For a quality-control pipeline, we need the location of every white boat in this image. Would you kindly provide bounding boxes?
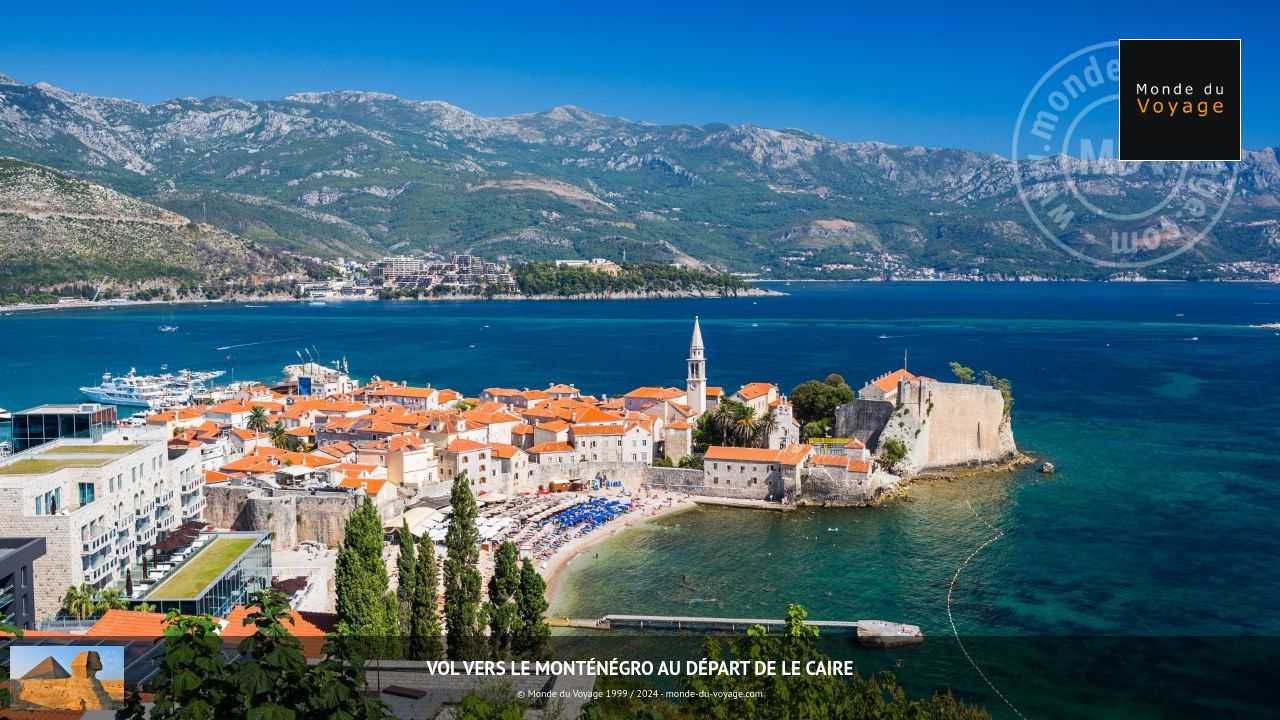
[80,368,225,409]
[0,407,10,422]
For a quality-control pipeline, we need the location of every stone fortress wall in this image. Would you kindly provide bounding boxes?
[835,378,1017,478]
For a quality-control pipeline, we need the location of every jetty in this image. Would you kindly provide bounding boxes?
[547,614,923,647]
[687,496,793,512]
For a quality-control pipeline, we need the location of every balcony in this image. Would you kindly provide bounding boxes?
[181,475,202,493]
[137,525,157,546]
[0,584,13,607]
[81,527,116,554]
[181,496,206,518]
[135,499,156,517]
[158,489,175,505]
[83,557,112,584]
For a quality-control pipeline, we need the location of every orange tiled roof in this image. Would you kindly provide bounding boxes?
[84,608,170,640]
[205,469,233,484]
[546,383,579,394]
[625,386,684,400]
[571,423,626,436]
[704,446,782,463]
[871,369,917,393]
[146,406,206,422]
[527,441,575,454]
[445,438,489,453]
[735,382,775,401]
[848,459,871,473]
[778,444,813,466]
[809,454,851,467]
[337,477,388,495]
[666,421,694,430]
[489,443,525,459]
[844,438,866,449]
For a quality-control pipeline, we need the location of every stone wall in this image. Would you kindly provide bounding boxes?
[203,484,363,549]
[640,465,764,497]
[836,379,1016,478]
[833,399,896,450]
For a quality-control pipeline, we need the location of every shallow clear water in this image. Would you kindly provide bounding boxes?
[3,282,1278,717]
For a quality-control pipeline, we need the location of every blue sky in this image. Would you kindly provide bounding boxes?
[10,644,124,680]
[1,0,1273,154]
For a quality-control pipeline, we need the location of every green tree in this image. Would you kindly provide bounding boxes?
[335,497,397,656]
[443,471,485,660]
[949,362,976,383]
[879,439,908,473]
[269,422,293,450]
[147,612,234,720]
[512,557,551,660]
[408,533,445,661]
[683,604,989,720]
[62,583,98,620]
[695,398,777,449]
[790,378,854,429]
[677,454,704,470]
[651,455,674,467]
[486,541,522,658]
[97,587,130,612]
[396,519,417,634]
[801,420,828,441]
[246,405,271,433]
[230,589,311,718]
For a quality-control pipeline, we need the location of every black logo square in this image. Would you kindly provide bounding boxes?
[1119,39,1240,161]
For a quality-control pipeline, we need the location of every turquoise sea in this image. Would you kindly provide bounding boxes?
[2,282,1278,718]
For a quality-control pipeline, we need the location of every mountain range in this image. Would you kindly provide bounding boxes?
[2,71,1279,284]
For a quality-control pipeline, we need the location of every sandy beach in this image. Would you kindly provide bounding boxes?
[539,493,696,611]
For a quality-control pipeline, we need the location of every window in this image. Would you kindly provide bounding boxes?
[78,482,96,506]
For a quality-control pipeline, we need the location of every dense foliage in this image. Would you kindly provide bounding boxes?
[124,589,394,720]
[335,497,398,655]
[408,531,445,660]
[790,374,855,438]
[512,262,752,297]
[444,471,486,660]
[486,541,521,657]
[694,398,777,449]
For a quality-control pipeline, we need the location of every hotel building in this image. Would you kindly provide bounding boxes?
[0,428,204,620]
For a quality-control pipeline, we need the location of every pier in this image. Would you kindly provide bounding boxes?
[547,614,923,647]
[687,496,793,512]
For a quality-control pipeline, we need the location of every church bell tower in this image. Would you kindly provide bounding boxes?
[687,316,707,415]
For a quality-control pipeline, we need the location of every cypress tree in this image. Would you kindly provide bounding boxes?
[443,471,484,659]
[513,557,551,660]
[396,518,417,634]
[486,540,521,658]
[408,533,444,660]
[335,497,396,655]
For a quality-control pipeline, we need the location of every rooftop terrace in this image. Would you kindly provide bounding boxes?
[0,441,148,475]
[144,536,259,600]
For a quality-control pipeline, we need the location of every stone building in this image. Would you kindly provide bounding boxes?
[0,430,203,620]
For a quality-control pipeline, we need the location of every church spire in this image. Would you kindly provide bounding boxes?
[687,316,707,415]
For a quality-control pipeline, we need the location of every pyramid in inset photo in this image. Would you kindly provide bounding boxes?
[20,656,71,680]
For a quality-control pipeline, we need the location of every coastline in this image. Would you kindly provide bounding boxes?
[540,494,696,612]
[0,286,781,314]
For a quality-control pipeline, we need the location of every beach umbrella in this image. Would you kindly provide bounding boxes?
[125,568,134,597]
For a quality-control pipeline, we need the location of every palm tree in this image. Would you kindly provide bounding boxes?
[63,584,98,620]
[751,411,779,448]
[246,405,270,433]
[269,422,291,450]
[97,587,129,612]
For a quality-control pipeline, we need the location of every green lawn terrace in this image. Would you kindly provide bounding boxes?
[140,532,272,616]
[0,444,142,475]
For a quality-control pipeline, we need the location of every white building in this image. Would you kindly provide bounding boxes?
[0,430,203,620]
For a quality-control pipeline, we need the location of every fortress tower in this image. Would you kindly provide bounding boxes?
[687,316,707,415]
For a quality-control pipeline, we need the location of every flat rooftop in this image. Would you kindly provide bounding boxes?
[0,444,143,475]
[144,536,261,600]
